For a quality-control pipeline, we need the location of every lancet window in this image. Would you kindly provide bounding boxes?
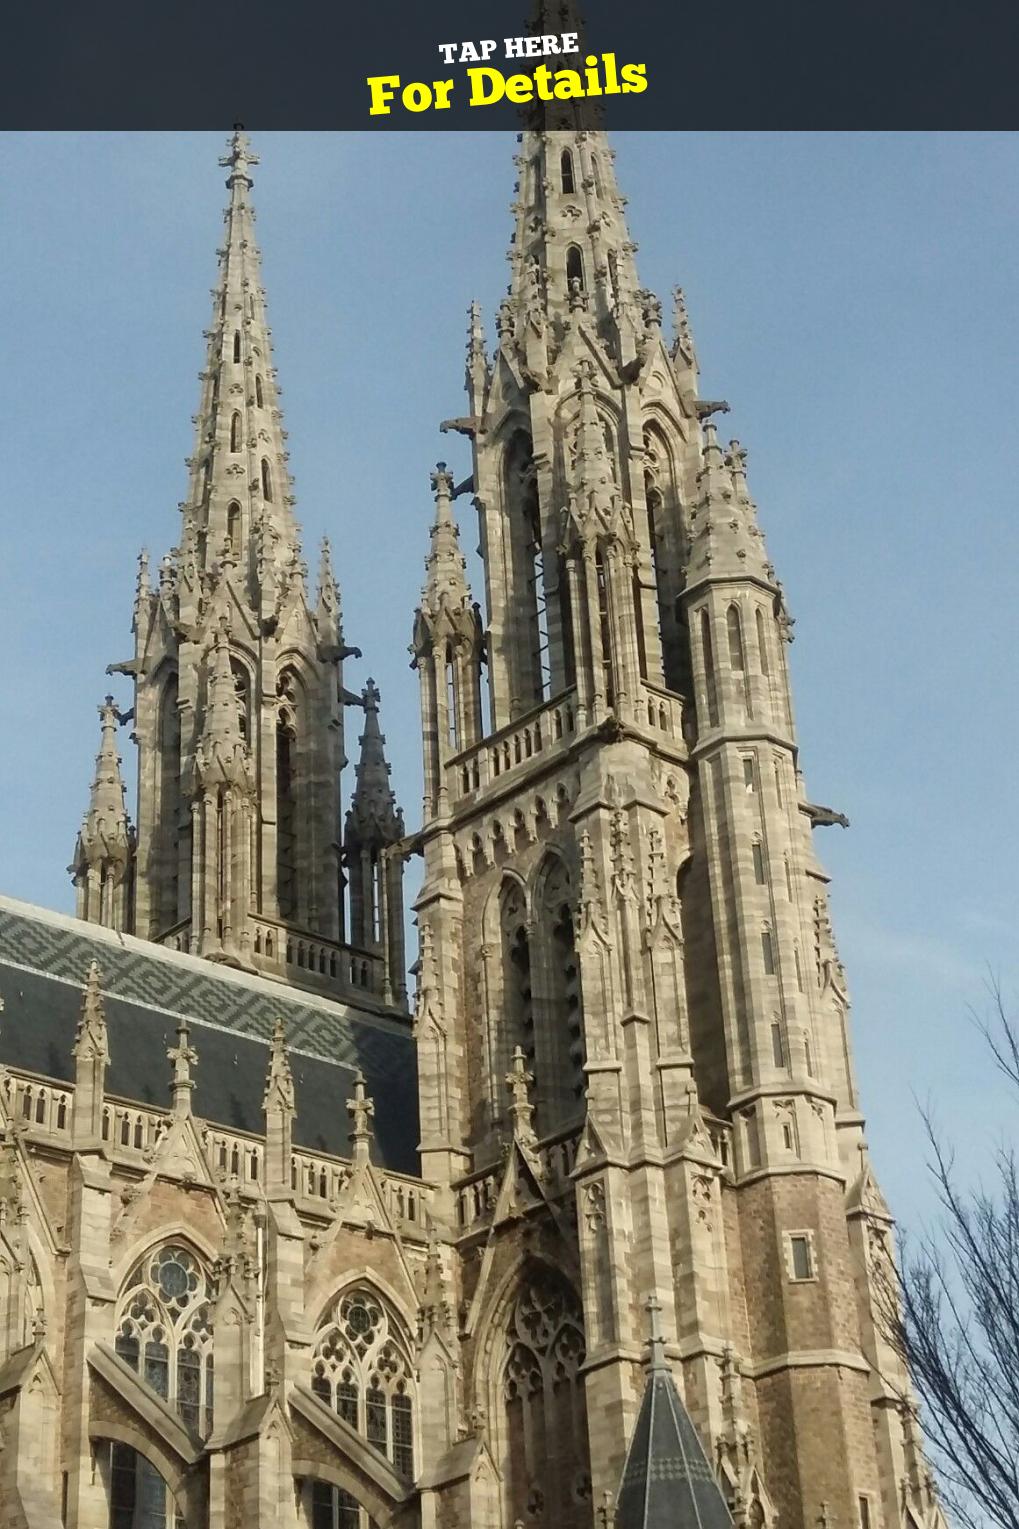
[500,879,535,1085]
[276,668,299,920]
[310,1287,416,1480]
[504,432,551,705]
[533,856,585,1132]
[158,673,182,932]
[226,500,241,551]
[230,657,251,742]
[502,1269,590,1527]
[566,244,585,292]
[560,148,575,194]
[230,411,241,451]
[114,1243,215,1437]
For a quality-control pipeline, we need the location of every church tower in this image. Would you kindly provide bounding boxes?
[73,130,405,1007]
[413,126,921,1529]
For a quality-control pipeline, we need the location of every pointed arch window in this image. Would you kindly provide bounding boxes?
[500,879,534,1098]
[700,609,719,727]
[727,604,746,670]
[532,856,585,1134]
[114,1243,214,1438]
[560,148,575,194]
[756,606,770,674]
[505,431,551,705]
[226,500,241,552]
[595,548,615,709]
[255,374,264,408]
[445,643,459,751]
[276,668,300,921]
[502,1269,590,1525]
[566,245,585,293]
[261,457,273,501]
[230,657,251,742]
[310,1287,416,1480]
[230,412,241,452]
[232,331,241,363]
[590,152,603,197]
[158,673,182,932]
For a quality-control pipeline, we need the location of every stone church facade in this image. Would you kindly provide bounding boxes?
[0,128,945,1529]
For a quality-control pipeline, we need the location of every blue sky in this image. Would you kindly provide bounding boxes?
[1,132,1016,1242]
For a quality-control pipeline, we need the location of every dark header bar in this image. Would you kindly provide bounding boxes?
[5,0,1017,129]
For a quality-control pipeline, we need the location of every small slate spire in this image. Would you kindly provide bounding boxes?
[615,1295,735,1529]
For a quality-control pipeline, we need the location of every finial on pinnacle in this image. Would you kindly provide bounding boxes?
[346,1070,375,1160]
[644,1291,669,1372]
[505,1046,536,1144]
[220,124,259,182]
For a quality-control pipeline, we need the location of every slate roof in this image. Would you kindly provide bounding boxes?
[0,895,420,1175]
[616,1313,734,1529]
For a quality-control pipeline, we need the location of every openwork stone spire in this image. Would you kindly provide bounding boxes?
[90,132,407,1009]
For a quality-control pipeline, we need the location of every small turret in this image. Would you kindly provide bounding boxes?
[345,680,407,1009]
[412,463,484,819]
[71,960,110,1149]
[70,697,134,932]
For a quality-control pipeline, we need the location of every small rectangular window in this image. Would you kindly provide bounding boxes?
[771,1022,785,1068]
[860,1499,872,1529]
[804,1035,813,1075]
[743,757,755,792]
[762,930,776,975]
[753,841,766,884]
[774,759,783,804]
[785,858,794,899]
[782,1122,794,1150]
[790,1234,813,1280]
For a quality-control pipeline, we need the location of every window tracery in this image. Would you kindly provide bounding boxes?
[114,1243,215,1438]
[310,1287,416,1481]
[502,1270,589,1526]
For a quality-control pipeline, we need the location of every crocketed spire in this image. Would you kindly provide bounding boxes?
[417,462,475,629]
[345,679,404,847]
[195,625,252,792]
[70,697,134,930]
[685,424,772,586]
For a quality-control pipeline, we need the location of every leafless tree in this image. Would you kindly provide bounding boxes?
[888,984,1019,1529]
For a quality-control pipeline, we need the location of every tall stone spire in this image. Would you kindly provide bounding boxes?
[70,697,134,931]
[178,125,300,607]
[95,131,397,1007]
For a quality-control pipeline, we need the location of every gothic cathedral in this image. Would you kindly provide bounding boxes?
[0,129,945,1529]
